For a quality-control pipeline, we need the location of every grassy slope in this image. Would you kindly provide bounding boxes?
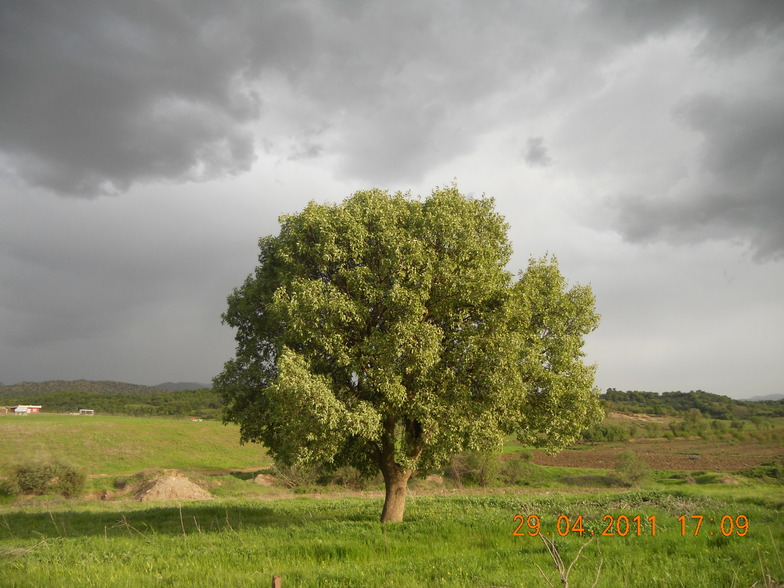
[1,414,782,586]
[0,491,781,587]
[0,414,269,475]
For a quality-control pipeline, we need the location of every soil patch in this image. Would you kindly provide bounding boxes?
[530,437,783,471]
[253,473,277,487]
[134,471,212,502]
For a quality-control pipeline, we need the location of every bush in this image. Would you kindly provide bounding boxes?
[444,451,501,487]
[582,423,630,442]
[609,450,648,487]
[738,463,783,483]
[501,452,533,485]
[328,466,376,490]
[465,451,501,487]
[272,462,322,489]
[10,461,86,498]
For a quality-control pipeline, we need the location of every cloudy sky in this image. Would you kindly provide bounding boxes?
[1,0,782,399]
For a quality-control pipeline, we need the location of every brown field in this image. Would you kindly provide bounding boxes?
[531,435,783,471]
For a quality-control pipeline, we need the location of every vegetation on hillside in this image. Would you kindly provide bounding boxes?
[602,388,784,419]
[0,387,220,418]
[0,380,172,397]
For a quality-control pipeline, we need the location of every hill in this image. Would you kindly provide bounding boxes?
[0,380,170,398]
[602,388,784,419]
[155,381,212,391]
[746,393,784,402]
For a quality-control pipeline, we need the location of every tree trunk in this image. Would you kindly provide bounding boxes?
[380,463,411,523]
[378,416,413,523]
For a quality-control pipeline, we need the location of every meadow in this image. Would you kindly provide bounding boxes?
[0,414,269,474]
[0,413,782,587]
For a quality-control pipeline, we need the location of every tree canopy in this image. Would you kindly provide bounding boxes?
[215,185,602,522]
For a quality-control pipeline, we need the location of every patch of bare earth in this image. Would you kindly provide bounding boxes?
[134,471,212,502]
[531,437,783,471]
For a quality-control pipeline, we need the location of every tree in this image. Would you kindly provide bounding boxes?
[214,186,602,522]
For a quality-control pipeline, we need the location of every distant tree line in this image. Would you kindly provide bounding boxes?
[602,389,784,419]
[0,388,221,418]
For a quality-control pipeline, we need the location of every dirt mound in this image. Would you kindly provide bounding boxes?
[135,472,212,502]
[253,473,277,486]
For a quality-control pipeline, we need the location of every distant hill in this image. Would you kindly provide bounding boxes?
[0,380,171,398]
[602,388,784,419]
[155,382,211,391]
[745,393,784,402]
[0,380,222,417]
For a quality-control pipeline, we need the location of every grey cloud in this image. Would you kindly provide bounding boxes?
[3,0,784,208]
[587,0,784,55]
[1,0,603,194]
[612,92,784,260]
[0,0,312,196]
[523,137,551,168]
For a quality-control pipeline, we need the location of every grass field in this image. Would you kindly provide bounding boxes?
[1,490,781,587]
[0,413,782,587]
[0,414,269,475]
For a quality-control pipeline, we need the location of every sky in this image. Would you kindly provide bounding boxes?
[1,0,782,399]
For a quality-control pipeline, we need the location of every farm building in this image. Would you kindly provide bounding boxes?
[79,409,94,416]
[13,405,42,414]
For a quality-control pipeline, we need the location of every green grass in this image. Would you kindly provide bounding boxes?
[1,414,782,586]
[0,491,781,587]
[0,414,269,475]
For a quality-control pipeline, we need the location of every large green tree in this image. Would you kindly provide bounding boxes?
[215,186,602,522]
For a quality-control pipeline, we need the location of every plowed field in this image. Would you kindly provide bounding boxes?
[530,436,783,471]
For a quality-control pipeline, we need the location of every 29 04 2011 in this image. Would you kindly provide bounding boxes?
[513,514,657,537]
[513,514,749,537]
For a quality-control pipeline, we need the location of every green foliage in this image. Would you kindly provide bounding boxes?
[603,388,784,420]
[609,450,648,487]
[9,460,85,498]
[215,186,602,519]
[0,388,221,418]
[500,452,534,485]
[460,451,502,487]
[738,462,783,483]
[581,423,631,442]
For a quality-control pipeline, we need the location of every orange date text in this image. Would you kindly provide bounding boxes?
[512,514,657,537]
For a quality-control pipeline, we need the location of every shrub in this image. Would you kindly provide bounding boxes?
[272,462,322,489]
[582,423,630,442]
[738,463,783,483]
[501,452,533,486]
[465,451,501,487]
[329,466,376,490]
[10,461,86,498]
[444,451,501,487]
[609,450,648,487]
[444,454,469,487]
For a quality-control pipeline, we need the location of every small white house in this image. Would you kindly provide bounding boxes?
[13,405,42,415]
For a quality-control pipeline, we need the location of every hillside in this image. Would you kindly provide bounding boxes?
[602,388,784,419]
[1,380,175,398]
[155,381,212,391]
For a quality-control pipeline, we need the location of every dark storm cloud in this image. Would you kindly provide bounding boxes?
[588,1,784,259]
[2,0,783,258]
[588,0,784,53]
[0,0,599,193]
[612,89,784,261]
[0,0,312,196]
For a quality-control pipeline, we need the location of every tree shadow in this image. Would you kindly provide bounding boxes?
[0,500,380,541]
